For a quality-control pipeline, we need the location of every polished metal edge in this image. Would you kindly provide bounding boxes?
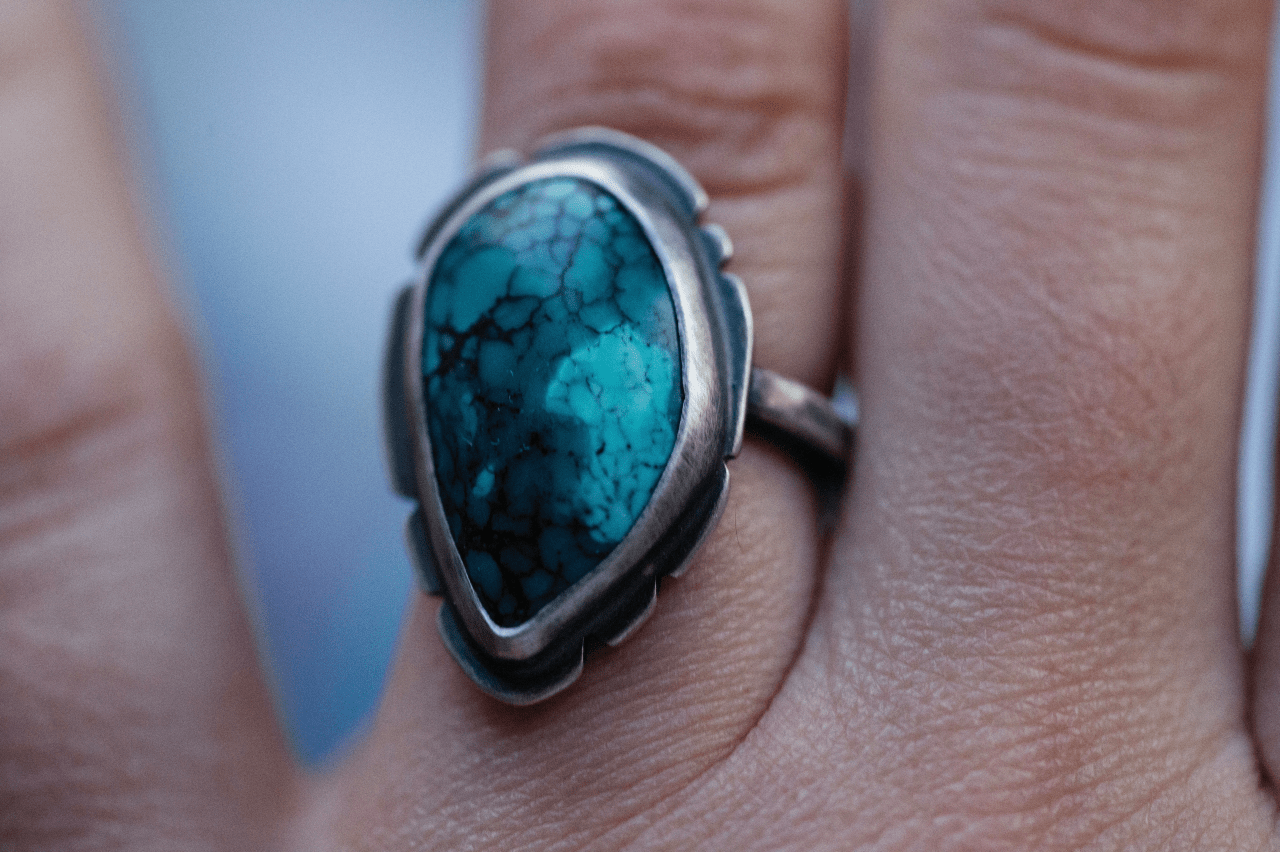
[664,463,730,580]
[533,126,709,217]
[414,148,522,260]
[718,272,752,459]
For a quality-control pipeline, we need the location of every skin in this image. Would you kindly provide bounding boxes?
[2,0,1280,847]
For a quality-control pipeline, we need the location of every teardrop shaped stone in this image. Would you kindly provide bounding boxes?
[423,177,683,627]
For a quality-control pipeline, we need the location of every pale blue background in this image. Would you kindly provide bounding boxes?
[104,2,1280,767]
[107,0,482,765]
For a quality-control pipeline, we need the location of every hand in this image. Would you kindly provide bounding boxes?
[3,0,1278,847]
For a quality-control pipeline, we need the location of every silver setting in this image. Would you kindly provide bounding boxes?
[383,127,856,704]
[748,367,853,466]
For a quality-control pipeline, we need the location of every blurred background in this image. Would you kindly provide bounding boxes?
[98,2,1280,767]
[103,0,481,765]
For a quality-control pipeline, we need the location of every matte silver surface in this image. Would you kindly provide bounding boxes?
[747,367,856,467]
[603,583,658,647]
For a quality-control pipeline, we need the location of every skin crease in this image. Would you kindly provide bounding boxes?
[3,0,1280,848]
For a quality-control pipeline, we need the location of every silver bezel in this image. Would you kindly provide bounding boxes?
[401,129,751,673]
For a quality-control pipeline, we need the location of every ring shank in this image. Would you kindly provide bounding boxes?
[746,367,856,468]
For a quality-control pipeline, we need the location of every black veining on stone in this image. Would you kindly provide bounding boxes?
[422,176,683,627]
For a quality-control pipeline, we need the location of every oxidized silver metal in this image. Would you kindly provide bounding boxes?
[383,127,856,704]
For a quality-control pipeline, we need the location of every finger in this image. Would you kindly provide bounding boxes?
[0,2,295,846]
[626,1,1277,848]
[319,0,850,846]
[807,1,1274,845]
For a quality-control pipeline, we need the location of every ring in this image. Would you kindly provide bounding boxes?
[382,127,856,704]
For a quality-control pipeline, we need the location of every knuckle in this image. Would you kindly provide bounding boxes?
[0,303,193,547]
[944,0,1267,131]
[485,0,846,197]
[979,0,1263,73]
[0,305,180,447]
[886,0,1268,219]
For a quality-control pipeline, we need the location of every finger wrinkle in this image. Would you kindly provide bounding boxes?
[333,450,824,849]
[0,302,180,447]
[876,316,1230,525]
[982,0,1265,76]
[0,290,197,569]
[855,445,1229,664]
[925,105,1241,236]
[0,397,147,571]
[951,0,1268,129]
[0,313,192,493]
[484,0,846,198]
[808,499,1253,842]
[0,1,76,91]
[532,84,830,199]
[0,424,296,848]
[791,612,1264,847]
[633,624,1262,847]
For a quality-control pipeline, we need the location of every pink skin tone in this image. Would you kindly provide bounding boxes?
[3,0,1280,847]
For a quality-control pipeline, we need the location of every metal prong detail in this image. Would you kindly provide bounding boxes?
[532,126,709,216]
[382,285,419,497]
[476,147,521,176]
[719,272,752,458]
[667,465,730,579]
[700,223,733,267]
[405,508,442,595]
[604,583,658,646]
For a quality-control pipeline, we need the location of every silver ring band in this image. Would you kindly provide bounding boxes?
[747,367,856,468]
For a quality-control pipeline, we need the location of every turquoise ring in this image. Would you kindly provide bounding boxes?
[383,128,855,704]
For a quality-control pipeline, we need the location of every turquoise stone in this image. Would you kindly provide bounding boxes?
[423,177,683,627]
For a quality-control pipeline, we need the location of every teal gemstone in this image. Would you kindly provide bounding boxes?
[423,177,683,627]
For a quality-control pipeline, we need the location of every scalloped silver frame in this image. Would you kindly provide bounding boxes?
[390,128,752,703]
